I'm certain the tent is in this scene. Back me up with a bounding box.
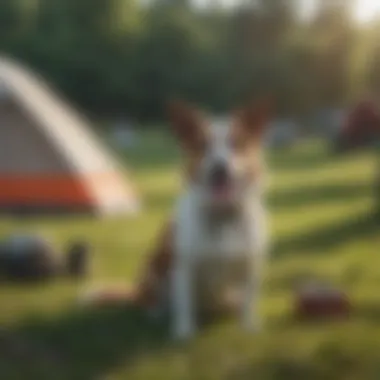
[335,100,380,151]
[0,57,139,215]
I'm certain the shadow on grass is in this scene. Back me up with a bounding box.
[228,356,329,380]
[268,144,357,172]
[268,182,372,211]
[353,302,380,324]
[147,181,373,213]
[227,342,380,380]
[3,305,172,380]
[273,212,379,258]
[270,152,328,172]
[271,143,374,174]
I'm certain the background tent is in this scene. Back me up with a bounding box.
[0,57,139,216]
[336,100,380,151]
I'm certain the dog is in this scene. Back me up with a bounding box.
[135,99,271,340]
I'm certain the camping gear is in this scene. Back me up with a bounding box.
[295,282,351,320]
[0,234,92,282]
[335,100,380,152]
[0,234,61,280]
[66,240,91,278]
[0,56,139,216]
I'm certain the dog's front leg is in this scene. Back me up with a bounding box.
[241,204,268,333]
[241,254,263,333]
[171,258,195,340]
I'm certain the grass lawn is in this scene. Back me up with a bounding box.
[0,132,379,380]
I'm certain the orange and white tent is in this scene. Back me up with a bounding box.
[0,57,139,215]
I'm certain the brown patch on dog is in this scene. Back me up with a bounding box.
[229,99,272,183]
[233,97,273,141]
[134,220,174,308]
[167,100,208,152]
[183,152,205,183]
[167,100,209,183]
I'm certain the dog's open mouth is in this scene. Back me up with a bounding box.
[208,164,236,204]
[210,182,234,202]
[209,174,237,204]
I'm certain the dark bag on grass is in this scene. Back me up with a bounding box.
[0,235,61,281]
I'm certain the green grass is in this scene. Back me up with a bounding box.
[0,132,380,380]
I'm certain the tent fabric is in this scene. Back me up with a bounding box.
[0,56,139,215]
[341,100,380,146]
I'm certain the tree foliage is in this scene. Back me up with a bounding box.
[0,0,376,122]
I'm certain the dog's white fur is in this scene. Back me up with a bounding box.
[170,119,268,340]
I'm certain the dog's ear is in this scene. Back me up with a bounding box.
[166,99,207,152]
[235,96,273,139]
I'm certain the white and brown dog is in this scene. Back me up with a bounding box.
[135,99,271,340]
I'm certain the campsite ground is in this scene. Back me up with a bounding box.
[0,132,379,380]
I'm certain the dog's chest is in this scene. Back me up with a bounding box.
[175,191,263,259]
[193,218,250,305]
[197,216,249,258]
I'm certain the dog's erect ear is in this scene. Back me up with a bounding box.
[235,97,273,138]
[167,99,207,151]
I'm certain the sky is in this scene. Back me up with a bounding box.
[303,0,380,23]
[193,0,380,24]
[352,0,380,23]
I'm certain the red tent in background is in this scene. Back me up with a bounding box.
[338,100,380,150]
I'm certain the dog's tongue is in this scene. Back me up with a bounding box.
[212,184,233,201]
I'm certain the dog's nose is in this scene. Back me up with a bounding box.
[209,162,229,186]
